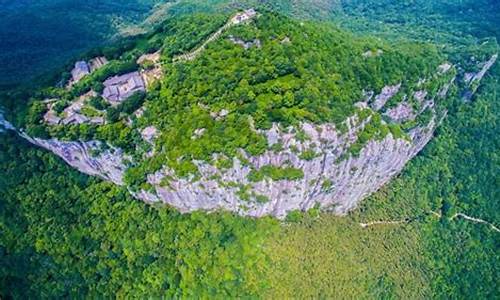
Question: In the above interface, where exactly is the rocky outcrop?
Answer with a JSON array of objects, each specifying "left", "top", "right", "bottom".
[
  {"left": 1, "top": 112, "right": 126, "bottom": 185},
  {"left": 0, "top": 112, "right": 15, "bottom": 132},
  {"left": 384, "top": 102, "right": 415, "bottom": 123},
  {"left": 462, "top": 54, "right": 498, "bottom": 100},
  {"left": 0, "top": 76, "right": 448, "bottom": 219},
  {"left": 20, "top": 135, "right": 127, "bottom": 185},
  {"left": 228, "top": 36, "right": 261, "bottom": 49},
  {"left": 469, "top": 54, "right": 498, "bottom": 87},
  {"left": 370, "top": 83, "right": 401, "bottom": 111},
  {"left": 137, "top": 113, "right": 438, "bottom": 218}
]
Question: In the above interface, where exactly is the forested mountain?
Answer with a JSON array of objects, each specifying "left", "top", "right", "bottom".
[
  {"left": 0, "top": 0, "right": 498, "bottom": 298},
  {"left": 0, "top": 0, "right": 173, "bottom": 88}
]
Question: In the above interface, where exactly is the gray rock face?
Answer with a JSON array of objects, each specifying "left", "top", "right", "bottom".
[
  {"left": 370, "top": 84, "right": 401, "bottom": 111},
  {"left": 20, "top": 135, "right": 127, "bottom": 185},
  {"left": 0, "top": 82, "right": 442, "bottom": 219},
  {"left": 136, "top": 114, "right": 438, "bottom": 218},
  {"left": 463, "top": 54, "right": 498, "bottom": 101},
  {"left": 469, "top": 54, "right": 498, "bottom": 86},
  {"left": 0, "top": 112, "right": 15, "bottom": 132},
  {"left": 384, "top": 102, "right": 415, "bottom": 123}
]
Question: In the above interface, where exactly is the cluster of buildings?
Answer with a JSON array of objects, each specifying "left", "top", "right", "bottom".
[
  {"left": 44, "top": 91, "right": 104, "bottom": 126},
  {"left": 47, "top": 9, "right": 258, "bottom": 127},
  {"left": 231, "top": 9, "right": 257, "bottom": 24},
  {"left": 45, "top": 50, "right": 164, "bottom": 126}
]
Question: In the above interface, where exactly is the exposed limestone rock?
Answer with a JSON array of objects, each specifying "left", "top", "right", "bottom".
[
  {"left": 464, "top": 72, "right": 475, "bottom": 84},
  {"left": 362, "top": 49, "right": 383, "bottom": 58},
  {"left": 133, "top": 112, "right": 438, "bottom": 218},
  {"left": 438, "top": 77, "right": 456, "bottom": 99},
  {"left": 0, "top": 66, "right": 462, "bottom": 219},
  {"left": 463, "top": 54, "right": 498, "bottom": 100},
  {"left": 20, "top": 134, "right": 127, "bottom": 185},
  {"left": 228, "top": 35, "right": 261, "bottom": 49},
  {"left": 384, "top": 102, "right": 415, "bottom": 123},
  {"left": 370, "top": 83, "right": 401, "bottom": 111},
  {"left": 141, "top": 126, "right": 158, "bottom": 143},
  {"left": 192, "top": 128, "right": 207, "bottom": 140},
  {"left": 413, "top": 90, "right": 428, "bottom": 103},
  {"left": 438, "top": 62, "right": 452, "bottom": 74},
  {"left": 469, "top": 54, "right": 498, "bottom": 87},
  {"left": 5, "top": 53, "right": 495, "bottom": 219},
  {"left": 210, "top": 109, "right": 230, "bottom": 120},
  {"left": 281, "top": 37, "right": 291, "bottom": 44},
  {"left": 0, "top": 111, "right": 15, "bottom": 132}
]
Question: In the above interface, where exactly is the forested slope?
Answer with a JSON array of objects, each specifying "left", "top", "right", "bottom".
[{"left": 0, "top": 0, "right": 499, "bottom": 298}]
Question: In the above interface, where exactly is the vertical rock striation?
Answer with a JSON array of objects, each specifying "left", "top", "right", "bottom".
[
  {"left": 19, "top": 135, "right": 127, "bottom": 185},
  {"left": 137, "top": 114, "right": 438, "bottom": 218}
]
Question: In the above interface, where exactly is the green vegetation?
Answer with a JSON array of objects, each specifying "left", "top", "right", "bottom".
[
  {"left": 1, "top": 0, "right": 499, "bottom": 298},
  {"left": 266, "top": 64, "right": 500, "bottom": 298},
  {"left": 15, "top": 9, "right": 449, "bottom": 188},
  {"left": 299, "top": 149, "right": 318, "bottom": 161},
  {"left": 248, "top": 165, "right": 304, "bottom": 182},
  {"left": 349, "top": 111, "right": 406, "bottom": 156},
  {"left": 0, "top": 133, "right": 278, "bottom": 298},
  {"left": 88, "top": 96, "right": 110, "bottom": 111},
  {"left": 45, "top": 11, "right": 440, "bottom": 185}
]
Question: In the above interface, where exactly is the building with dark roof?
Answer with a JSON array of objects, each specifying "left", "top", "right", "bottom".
[{"left": 102, "top": 71, "right": 146, "bottom": 103}]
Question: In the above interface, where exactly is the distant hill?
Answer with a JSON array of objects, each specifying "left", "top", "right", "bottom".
[{"left": 0, "top": 0, "right": 169, "bottom": 88}]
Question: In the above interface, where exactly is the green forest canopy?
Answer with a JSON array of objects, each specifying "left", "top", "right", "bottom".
[{"left": 1, "top": 0, "right": 499, "bottom": 298}]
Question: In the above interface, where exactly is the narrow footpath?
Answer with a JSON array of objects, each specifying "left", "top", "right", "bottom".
[{"left": 360, "top": 211, "right": 500, "bottom": 233}]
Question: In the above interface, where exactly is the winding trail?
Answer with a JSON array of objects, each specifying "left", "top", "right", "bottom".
[
  {"left": 360, "top": 211, "right": 500, "bottom": 233},
  {"left": 173, "top": 22, "right": 232, "bottom": 62},
  {"left": 451, "top": 213, "right": 500, "bottom": 233}
]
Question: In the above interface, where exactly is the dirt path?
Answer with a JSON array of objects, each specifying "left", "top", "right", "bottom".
[
  {"left": 450, "top": 213, "right": 500, "bottom": 233},
  {"left": 360, "top": 211, "right": 499, "bottom": 233},
  {"left": 360, "top": 220, "right": 409, "bottom": 228}
]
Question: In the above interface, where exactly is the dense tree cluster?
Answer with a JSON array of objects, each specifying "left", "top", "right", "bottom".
[{"left": 0, "top": 133, "right": 277, "bottom": 298}]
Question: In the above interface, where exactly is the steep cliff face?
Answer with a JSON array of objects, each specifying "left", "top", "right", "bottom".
[
  {"left": 139, "top": 116, "right": 437, "bottom": 218},
  {"left": 0, "top": 116, "right": 128, "bottom": 186},
  {"left": 0, "top": 78, "right": 442, "bottom": 219},
  {"left": 20, "top": 135, "right": 128, "bottom": 185},
  {"left": 2, "top": 94, "right": 438, "bottom": 218}
]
